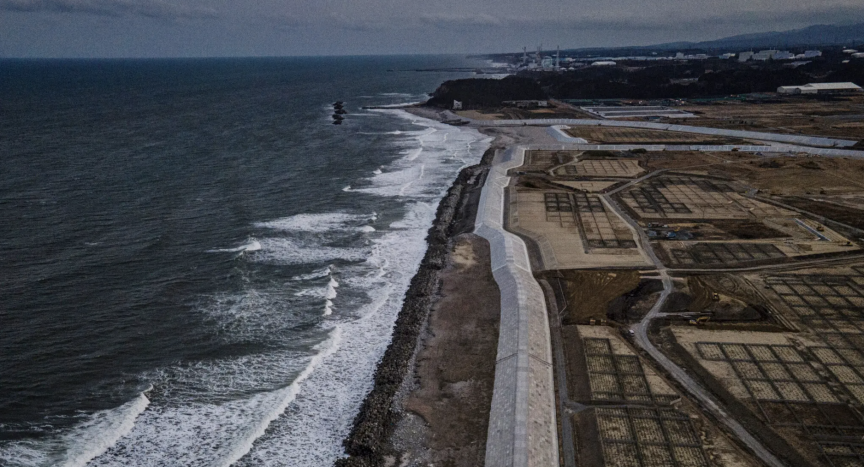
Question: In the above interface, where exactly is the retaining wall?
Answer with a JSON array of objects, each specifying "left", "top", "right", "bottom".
[{"left": 475, "top": 147, "right": 559, "bottom": 467}]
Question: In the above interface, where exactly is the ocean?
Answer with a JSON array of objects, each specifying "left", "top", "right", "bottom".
[{"left": 0, "top": 56, "right": 492, "bottom": 466}]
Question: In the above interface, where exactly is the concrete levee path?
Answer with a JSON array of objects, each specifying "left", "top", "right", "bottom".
[{"left": 475, "top": 147, "right": 559, "bottom": 467}]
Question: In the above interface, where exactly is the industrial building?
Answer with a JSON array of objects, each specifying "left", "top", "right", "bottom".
[
  {"left": 502, "top": 100, "right": 549, "bottom": 109},
  {"left": 777, "top": 82, "right": 863, "bottom": 95}
]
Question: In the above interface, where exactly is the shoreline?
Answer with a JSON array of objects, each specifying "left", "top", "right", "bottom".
[{"left": 335, "top": 137, "right": 497, "bottom": 466}]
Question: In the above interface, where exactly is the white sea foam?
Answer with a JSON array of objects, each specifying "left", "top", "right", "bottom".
[
  {"left": 253, "top": 238, "right": 367, "bottom": 265},
  {"left": 88, "top": 328, "right": 342, "bottom": 467},
  {"left": 326, "top": 276, "right": 339, "bottom": 299},
  {"left": 254, "top": 213, "right": 372, "bottom": 233},
  {"left": 208, "top": 239, "right": 261, "bottom": 253},
  {"left": 210, "top": 327, "right": 343, "bottom": 467},
  {"left": 0, "top": 390, "right": 150, "bottom": 467},
  {"left": 323, "top": 274, "right": 339, "bottom": 316},
  {"left": 58, "top": 390, "right": 150, "bottom": 467},
  {"left": 291, "top": 266, "right": 332, "bottom": 281},
  {"left": 56, "top": 109, "right": 492, "bottom": 467}
]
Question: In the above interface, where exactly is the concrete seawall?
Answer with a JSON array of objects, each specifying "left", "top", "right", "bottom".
[{"left": 475, "top": 147, "right": 558, "bottom": 467}]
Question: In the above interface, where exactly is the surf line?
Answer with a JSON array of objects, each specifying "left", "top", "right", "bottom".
[
  {"left": 58, "top": 387, "right": 152, "bottom": 467},
  {"left": 324, "top": 269, "right": 339, "bottom": 316},
  {"left": 208, "top": 326, "right": 343, "bottom": 467}
]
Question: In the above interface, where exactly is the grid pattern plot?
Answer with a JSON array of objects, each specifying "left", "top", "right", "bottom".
[
  {"left": 572, "top": 194, "right": 638, "bottom": 249},
  {"left": 596, "top": 407, "right": 709, "bottom": 467},
  {"left": 670, "top": 242, "right": 785, "bottom": 266},
  {"left": 767, "top": 276, "right": 864, "bottom": 405},
  {"left": 820, "top": 442, "right": 864, "bottom": 467},
  {"left": 585, "top": 338, "right": 678, "bottom": 404},
  {"left": 696, "top": 342, "right": 864, "bottom": 438},
  {"left": 562, "top": 159, "right": 642, "bottom": 177},
  {"left": 622, "top": 175, "right": 785, "bottom": 220},
  {"left": 544, "top": 192, "right": 576, "bottom": 227}
]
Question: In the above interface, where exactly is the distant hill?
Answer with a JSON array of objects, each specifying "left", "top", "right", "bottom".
[
  {"left": 653, "top": 23, "right": 864, "bottom": 51},
  {"left": 546, "top": 23, "right": 864, "bottom": 57}
]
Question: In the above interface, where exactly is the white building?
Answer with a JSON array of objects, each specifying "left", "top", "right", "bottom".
[
  {"left": 778, "top": 82, "right": 863, "bottom": 95},
  {"left": 853, "top": 53, "right": 864, "bottom": 59},
  {"left": 773, "top": 51, "right": 795, "bottom": 60},
  {"left": 591, "top": 61, "right": 617, "bottom": 66},
  {"left": 803, "top": 50, "right": 822, "bottom": 58},
  {"left": 738, "top": 51, "right": 754, "bottom": 62},
  {"left": 720, "top": 53, "right": 736, "bottom": 59},
  {"left": 752, "top": 49, "right": 779, "bottom": 60}
]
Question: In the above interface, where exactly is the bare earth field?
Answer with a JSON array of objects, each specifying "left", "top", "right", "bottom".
[
  {"left": 566, "top": 126, "right": 748, "bottom": 145},
  {"left": 676, "top": 95, "right": 864, "bottom": 143}
]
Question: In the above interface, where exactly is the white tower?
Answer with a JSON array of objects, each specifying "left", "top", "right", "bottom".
[{"left": 556, "top": 45, "right": 560, "bottom": 70}]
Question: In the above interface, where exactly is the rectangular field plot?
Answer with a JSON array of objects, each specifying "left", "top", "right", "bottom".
[
  {"left": 544, "top": 192, "right": 576, "bottom": 227},
  {"left": 691, "top": 340, "right": 864, "bottom": 435},
  {"left": 766, "top": 275, "right": 864, "bottom": 405},
  {"left": 523, "top": 149, "right": 576, "bottom": 171},
  {"left": 565, "top": 127, "right": 728, "bottom": 145},
  {"left": 584, "top": 338, "right": 676, "bottom": 403},
  {"left": 819, "top": 442, "right": 864, "bottom": 467},
  {"left": 571, "top": 193, "right": 638, "bottom": 250},
  {"left": 560, "top": 158, "right": 644, "bottom": 178},
  {"left": 619, "top": 174, "right": 786, "bottom": 220},
  {"left": 670, "top": 242, "right": 785, "bottom": 267},
  {"left": 595, "top": 407, "right": 709, "bottom": 467}
]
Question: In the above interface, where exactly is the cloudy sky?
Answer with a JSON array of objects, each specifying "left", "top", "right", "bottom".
[{"left": 1, "top": 0, "right": 864, "bottom": 57}]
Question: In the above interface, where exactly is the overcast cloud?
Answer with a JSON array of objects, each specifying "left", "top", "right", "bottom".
[{"left": 1, "top": 0, "right": 863, "bottom": 57}]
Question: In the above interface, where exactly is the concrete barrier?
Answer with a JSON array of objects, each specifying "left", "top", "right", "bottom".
[{"left": 475, "top": 147, "right": 558, "bottom": 467}]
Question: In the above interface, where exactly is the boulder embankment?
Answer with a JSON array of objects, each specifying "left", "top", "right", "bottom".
[{"left": 334, "top": 147, "right": 496, "bottom": 467}]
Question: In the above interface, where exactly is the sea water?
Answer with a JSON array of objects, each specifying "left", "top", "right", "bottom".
[{"left": 0, "top": 56, "right": 492, "bottom": 466}]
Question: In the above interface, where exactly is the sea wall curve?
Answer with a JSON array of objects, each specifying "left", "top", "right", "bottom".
[{"left": 475, "top": 147, "right": 558, "bottom": 467}]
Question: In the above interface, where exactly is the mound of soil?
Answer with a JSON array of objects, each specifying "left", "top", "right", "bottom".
[{"left": 545, "top": 270, "right": 642, "bottom": 324}]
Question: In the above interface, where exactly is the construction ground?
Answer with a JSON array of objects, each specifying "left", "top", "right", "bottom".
[{"left": 492, "top": 100, "right": 864, "bottom": 467}]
